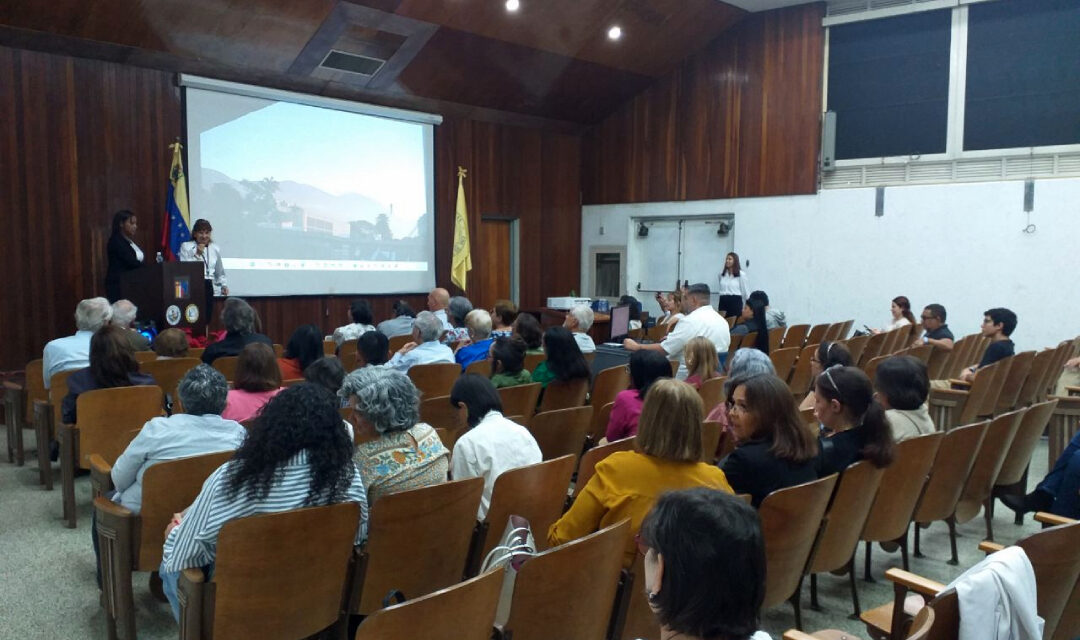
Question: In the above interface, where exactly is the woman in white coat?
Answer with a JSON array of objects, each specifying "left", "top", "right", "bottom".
[{"left": 179, "top": 218, "right": 228, "bottom": 319}]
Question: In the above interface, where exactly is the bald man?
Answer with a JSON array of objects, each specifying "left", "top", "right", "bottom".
[{"left": 427, "top": 287, "right": 454, "bottom": 332}]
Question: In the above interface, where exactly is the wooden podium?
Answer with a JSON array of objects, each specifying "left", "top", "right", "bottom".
[{"left": 118, "top": 262, "right": 207, "bottom": 337}]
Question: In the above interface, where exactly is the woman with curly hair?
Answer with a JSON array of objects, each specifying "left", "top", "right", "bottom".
[{"left": 159, "top": 383, "right": 367, "bottom": 620}]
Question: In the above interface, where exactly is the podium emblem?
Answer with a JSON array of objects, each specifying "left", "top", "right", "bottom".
[
  {"left": 166, "top": 305, "right": 182, "bottom": 326},
  {"left": 185, "top": 304, "right": 200, "bottom": 324}
]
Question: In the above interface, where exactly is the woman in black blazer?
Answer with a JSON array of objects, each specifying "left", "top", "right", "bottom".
[
  {"left": 720, "top": 374, "right": 819, "bottom": 507},
  {"left": 105, "top": 210, "right": 145, "bottom": 302}
]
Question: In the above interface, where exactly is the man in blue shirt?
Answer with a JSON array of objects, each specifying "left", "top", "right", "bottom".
[
  {"left": 455, "top": 309, "right": 494, "bottom": 371},
  {"left": 386, "top": 311, "right": 455, "bottom": 372},
  {"left": 42, "top": 297, "right": 112, "bottom": 388}
]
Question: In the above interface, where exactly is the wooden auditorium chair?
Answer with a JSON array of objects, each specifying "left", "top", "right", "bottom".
[
  {"left": 527, "top": 406, "right": 592, "bottom": 461},
  {"left": 353, "top": 569, "right": 503, "bottom": 640}
]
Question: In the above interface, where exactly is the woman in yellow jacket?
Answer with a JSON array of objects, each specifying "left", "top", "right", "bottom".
[{"left": 549, "top": 378, "right": 733, "bottom": 567}]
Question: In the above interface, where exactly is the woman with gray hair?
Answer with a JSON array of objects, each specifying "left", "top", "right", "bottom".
[
  {"left": 340, "top": 366, "right": 449, "bottom": 502},
  {"left": 200, "top": 297, "right": 273, "bottom": 365}
]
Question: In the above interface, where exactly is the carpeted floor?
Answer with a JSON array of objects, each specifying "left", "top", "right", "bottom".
[{"left": 0, "top": 427, "right": 1049, "bottom": 639}]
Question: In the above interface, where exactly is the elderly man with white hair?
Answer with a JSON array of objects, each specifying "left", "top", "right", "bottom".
[
  {"left": 386, "top": 310, "right": 455, "bottom": 373},
  {"left": 454, "top": 309, "right": 495, "bottom": 371},
  {"left": 563, "top": 303, "right": 597, "bottom": 354},
  {"left": 42, "top": 297, "right": 113, "bottom": 388},
  {"left": 110, "top": 299, "right": 152, "bottom": 351}
]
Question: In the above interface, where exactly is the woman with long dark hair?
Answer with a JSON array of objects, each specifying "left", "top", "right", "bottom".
[
  {"left": 530, "top": 326, "right": 591, "bottom": 389},
  {"left": 716, "top": 252, "right": 749, "bottom": 318},
  {"left": 874, "top": 296, "right": 916, "bottom": 334},
  {"left": 160, "top": 383, "right": 367, "bottom": 620},
  {"left": 812, "top": 365, "right": 896, "bottom": 476},
  {"left": 511, "top": 312, "right": 544, "bottom": 355},
  {"left": 62, "top": 325, "right": 157, "bottom": 424},
  {"left": 279, "top": 324, "right": 323, "bottom": 379},
  {"left": 105, "top": 210, "right": 145, "bottom": 302}
]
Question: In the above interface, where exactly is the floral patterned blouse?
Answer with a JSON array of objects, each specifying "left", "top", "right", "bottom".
[{"left": 355, "top": 423, "right": 450, "bottom": 504}]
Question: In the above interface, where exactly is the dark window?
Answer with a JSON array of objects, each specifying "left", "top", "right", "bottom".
[
  {"left": 964, "top": 0, "right": 1080, "bottom": 151},
  {"left": 828, "top": 10, "right": 952, "bottom": 159}
]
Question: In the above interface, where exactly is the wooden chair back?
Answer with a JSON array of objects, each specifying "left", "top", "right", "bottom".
[
  {"left": 700, "top": 420, "right": 721, "bottom": 464},
  {"left": 523, "top": 352, "right": 545, "bottom": 373},
  {"left": 133, "top": 351, "right": 157, "bottom": 363},
  {"left": 768, "top": 327, "right": 786, "bottom": 352},
  {"left": 193, "top": 502, "right": 360, "bottom": 639},
  {"left": 75, "top": 386, "right": 164, "bottom": 469},
  {"left": 799, "top": 407, "right": 816, "bottom": 427},
  {"left": 925, "top": 345, "right": 952, "bottom": 381},
  {"left": 1016, "top": 347, "right": 1057, "bottom": 407},
  {"left": 339, "top": 341, "right": 358, "bottom": 370},
  {"left": 434, "top": 427, "right": 463, "bottom": 452},
  {"left": 956, "top": 358, "right": 1009, "bottom": 425},
  {"left": 769, "top": 347, "right": 800, "bottom": 383},
  {"left": 845, "top": 334, "right": 871, "bottom": 366},
  {"left": 995, "top": 350, "right": 1035, "bottom": 414},
  {"left": 782, "top": 324, "right": 810, "bottom": 349},
  {"left": 821, "top": 322, "right": 844, "bottom": 343},
  {"left": 759, "top": 474, "right": 838, "bottom": 609},
  {"left": 479, "top": 455, "right": 576, "bottom": 559},
  {"left": 1046, "top": 340, "right": 1079, "bottom": 399},
  {"left": 49, "top": 369, "right": 76, "bottom": 424},
  {"left": 591, "top": 365, "right": 630, "bottom": 410},
  {"left": 281, "top": 378, "right": 305, "bottom": 387},
  {"left": 858, "top": 332, "right": 890, "bottom": 368},
  {"left": 211, "top": 356, "right": 239, "bottom": 381},
  {"left": 787, "top": 344, "right": 819, "bottom": 394},
  {"left": 906, "top": 344, "right": 933, "bottom": 364},
  {"left": 696, "top": 376, "right": 726, "bottom": 415},
  {"left": 948, "top": 335, "right": 983, "bottom": 378},
  {"left": 839, "top": 320, "right": 855, "bottom": 340},
  {"left": 352, "top": 477, "right": 484, "bottom": 614},
  {"left": 953, "top": 408, "right": 1025, "bottom": 525},
  {"left": 884, "top": 326, "right": 911, "bottom": 356},
  {"left": 862, "top": 354, "right": 889, "bottom": 381},
  {"left": 728, "top": 332, "right": 755, "bottom": 364},
  {"left": 619, "top": 553, "right": 656, "bottom": 640},
  {"left": 353, "top": 569, "right": 503, "bottom": 640},
  {"left": 322, "top": 339, "right": 336, "bottom": 355},
  {"left": 464, "top": 359, "right": 489, "bottom": 376},
  {"left": 538, "top": 378, "right": 589, "bottom": 413},
  {"left": 497, "top": 382, "right": 542, "bottom": 420},
  {"left": 590, "top": 401, "right": 616, "bottom": 443},
  {"left": 574, "top": 436, "right": 635, "bottom": 499},
  {"left": 645, "top": 322, "right": 670, "bottom": 342},
  {"left": 23, "top": 359, "right": 46, "bottom": 423},
  {"left": 419, "top": 394, "right": 459, "bottom": 432},
  {"left": 862, "top": 432, "right": 944, "bottom": 544},
  {"left": 140, "top": 357, "right": 200, "bottom": 406},
  {"left": 912, "top": 421, "right": 989, "bottom": 525},
  {"left": 996, "top": 399, "right": 1058, "bottom": 487},
  {"left": 187, "top": 347, "right": 205, "bottom": 360},
  {"left": 503, "top": 520, "right": 630, "bottom": 640},
  {"left": 668, "top": 359, "right": 680, "bottom": 377},
  {"left": 408, "top": 362, "right": 461, "bottom": 399},
  {"left": 388, "top": 334, "right": 411, "bottom": 353},
  {"left": 715, "top": 428, "right": 737, "bottom": 462},
  {"left": 808, "top": 460, "right": 885, "bottom": 575},
  {"left": 726, "top": 315, "right": 737, "bottom": 329},
  {"left": 528, "top": 406, "right": 592, "bottom": 460},
  {"left": 1020, "top": 520, "right": 1080, "bottom": 640}
]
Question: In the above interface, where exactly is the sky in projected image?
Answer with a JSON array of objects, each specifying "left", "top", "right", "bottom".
[{"left": 201, "top": 102, "right": 428, "bottom": 238}]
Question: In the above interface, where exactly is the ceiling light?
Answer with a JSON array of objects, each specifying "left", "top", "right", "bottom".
[
  {"left": 607, "top": 25, "right": 622, "bottom": 40},
  {"left": 505, "top": 0, "right": 520, "bottom": 11}
]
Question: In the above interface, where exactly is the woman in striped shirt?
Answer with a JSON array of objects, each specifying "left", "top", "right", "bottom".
[{"left": 159, "top": 383, "right": 368, "bottom": 620}]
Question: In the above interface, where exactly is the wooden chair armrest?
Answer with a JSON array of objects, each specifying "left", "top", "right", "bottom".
[
  {"left": 885, "top": 568, "right": 945, "bottom": 597},
  {"left": 1066, "top": 385, "right": 1080, "bottom": 397},
  {"left": 1034, "top": 512, "right": 1076, "bottom": 526},
  {"left": 178, "top": 568, "right": 207, "bottom": 640},
  {"left": 89, "top": 453, "right": 114, "bottom": 495},
  {"left": 3, "top": 380, "right": 24, "bottom": 391},
  {"left": 781, "top": 630, "right": 820, "bottom": 640},
  {"left": 978, "top": 541, "right": 1005, "bottom": 554},
  {"left": 948, "top": 379, "right": 971, "bottom": 389}
]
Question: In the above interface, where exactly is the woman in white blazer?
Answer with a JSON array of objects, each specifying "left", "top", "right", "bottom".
[{"left": 179, "top": 219, "right": 229, "bottom": 319}]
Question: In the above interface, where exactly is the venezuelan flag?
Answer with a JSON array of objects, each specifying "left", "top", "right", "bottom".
[{"left": 161, "top": 142, "right": 191, "bottom": 260}]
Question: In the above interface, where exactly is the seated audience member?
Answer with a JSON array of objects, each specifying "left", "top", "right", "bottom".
[
  {"left": 730, "top": 296, "right": 771, "bottom": 354},
  {"left": 200, "top": 297, "right": 273, "bottom": 365},
  {"left": 355, "top": 330, "right": 390, "bottom": 368},
  {"left": 512, "top": 312, "right": 544, "bottom": 355},
  {"left": 620, "top": 295, "right": 643, "bottom": 331},
  {"left": 1003, "top": 429, "right": 1080, "bottom": 519},
  {"left": 683, "top": 337, "right": 720, "bottom": 389},
  {"left": 449, "top": 374, "right": 542, "bottom": 519},
  {"left": 637, "top": 489, "right": 771, "bottom": 640},
  {"left": 491, "top": 299, "right": 518, "bottom": 338},
  {"left": 872, "top": 296, "right": 916, "bottom": 334},
  {"left": 812, "top": 366, "right": 896, "bottom": 476},
  {"left": 731, "top": 290, "right": 786, "bottom": 333},
  {"left": 798, "top": 341, "right": 853, "bottom": 411},
  {"left": 603, "top": 350, "right": 671, "bottom": 443},
  {"left": 706, "top": 348, "right": 776, "bottom": 428},
  {"left": 445, "top": 295, "right": 473, "bottom": 344},
  {"left": 958, "top": 307, "right": 1017, "bottom": 382},
  {"left": 43, "top": 296, "right": 112, "bottom": 388},
  {"left": 874, "top": 356, "right": 934, "bottom": 443},
  {"left": 160, "top": 384, "right": 368, "bottom": 620},
  {"left": 623, "top": 283, "right": 730, "bottom": 379},
  {"left": 221, "top": 343, "right": 283, "bottom": 423},
  {"left": 563, "top": 303, "right": 597, "bottom": 354},
  {"left": 489, "top": 335, "right": 532, "bottom": 388},
  {"left": 331, "top": 299, "right": 376, "bottom": 348},
  {"left": 531, "top": 326, "right": 591, "bottom": 389},
  {"left": 721, "top": 375, "right": 818, "bottom": 507},
  {"left": 549, "top": 379, "right": 733, "bottom": 566},
  {"left": 110, "top": 300, "right": 151, "bottom": 351},
  {"left": 654, "top": 290, "right": 684, "bottom": 327},
  {"left": 427, "top": 287, "right": 455, "bottom": 332},
  {"left": 304, "top": 356, "right": 346, "bottom": 397},
  {"left": 342, "top": 367, "right": 449, "bottom": 503},
  {"left": 278, "top": 324, "right": 322, "bottom": 380},
  {"left": 152, "top": 328, "right": 189, "bottom": 359},
  {"left": 377, "top": 300, "right": 417, "bottom": 338},
  {"left": 62, "top": 325, "right": 157, "bottom": 424},
  {"left": 914, "top": 303, "right": 954, "bottom": 350},
  {"left": 386, "top": 311, "right": 455, "bottom": 373},
  {"left": 454, "top": 309, "right": 495, "bottom": 371}
]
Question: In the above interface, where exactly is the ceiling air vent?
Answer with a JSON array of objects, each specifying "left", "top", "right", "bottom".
[{"left": 320, "top": 50, "right": 386, "bottom": 76}]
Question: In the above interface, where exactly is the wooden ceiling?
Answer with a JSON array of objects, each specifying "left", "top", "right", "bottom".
[{"left": 0, "top": 0, "right": 746, "bottom": 127}]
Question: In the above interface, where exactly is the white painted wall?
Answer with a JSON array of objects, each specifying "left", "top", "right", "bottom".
[{"left": 581, "top": 178, "right": 1080, "bottom": 352}]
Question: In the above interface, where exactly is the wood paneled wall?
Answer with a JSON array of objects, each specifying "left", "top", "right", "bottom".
[
  {"left": 0, "top": 45, "right": 581, "bottom": 370},
  {"left": 581, "top": 3, "right": 825, "bottom": 204}
]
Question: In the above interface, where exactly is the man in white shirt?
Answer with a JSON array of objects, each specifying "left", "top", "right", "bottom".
[
  {"left": 564, "top": 303, "right": 597, "bottom": 354},
  {"left": 386, "top": 311, "right": 456, "bottom": 372},
  {"left": 427, "top": 287, "right": 455, "bottom": 332},
  {"left": 623, "top": 283, "right": 730, "bottom": 379},
  {"left": 42, "top": 297, "right": 112, "bottom": 388}
]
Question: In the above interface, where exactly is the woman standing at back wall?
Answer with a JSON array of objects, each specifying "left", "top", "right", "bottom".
[{"left": 716, "top": 252, "right": 749, "bottom": 318}]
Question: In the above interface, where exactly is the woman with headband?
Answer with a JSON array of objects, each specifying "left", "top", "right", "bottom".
[
  {"left": 798, "top": 341, "right": 853, "bottom": 411},
  {"left": 811, "top": 365, "right": 895, "bottom": 477}
]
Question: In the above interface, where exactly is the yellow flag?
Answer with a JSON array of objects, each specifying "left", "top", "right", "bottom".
[{"left": 451, "top": 167, "right": 472, "bottom": 291}]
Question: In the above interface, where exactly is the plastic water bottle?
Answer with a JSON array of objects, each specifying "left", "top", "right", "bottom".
[{"left": 156, "top": 251, "right": 164, "bottom": 264}]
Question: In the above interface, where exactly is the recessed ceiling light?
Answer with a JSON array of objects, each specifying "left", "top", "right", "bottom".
[
  {"left": 505, "top": 0, "right": 520, "bottom": 11},
  {"left": 607, "top": 25, "right": 622, "bottom": 40}
]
